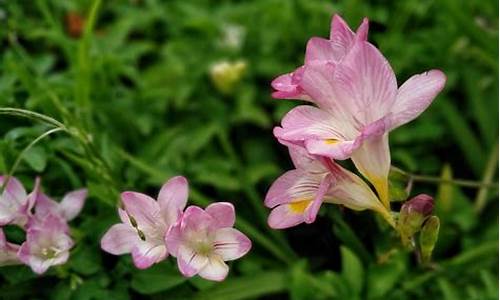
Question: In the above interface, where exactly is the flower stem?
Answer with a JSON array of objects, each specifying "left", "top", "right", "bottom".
[
  {"left": 391, "top": 166, "right": 498, "bottom": 189},
  {"left": 474, "top": 142, "right": 499, "bottom": 213}
]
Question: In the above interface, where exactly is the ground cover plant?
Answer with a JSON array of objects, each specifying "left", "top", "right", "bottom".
[{"left": 0, "top": 0, "right": 498, "bottom": 299}]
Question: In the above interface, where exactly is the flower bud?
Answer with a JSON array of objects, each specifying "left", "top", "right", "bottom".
[
  {"left": 420, "top": 216, "right": 440, "bottom": 264},
  {"left": 209, "top": 60, "right": 247, "bottom": 94},
  {"left": 398, "top": 194, "right": 434, "bottom": 248}
]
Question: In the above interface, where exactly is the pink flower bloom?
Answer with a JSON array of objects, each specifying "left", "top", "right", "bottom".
[
  {"left": 265, "top": 143, "right": 393, "bottom": 229},
  {"left": 34, "top": 187, "right": 87, "bottom": 222},
  {"left": 18, "top": 214, "right": 73, "bottom": 274},
  {"left": 272, "top": 16, "right": 446, "bottom": 207},
  {"left": 101, "top": 176, "right": 188, "bottom": 269},
  {"left": 0, "top": 176, "right": 39, "bottom": 227},
  {"left": 0, "top": 228, "right": 22, "bottom": 266},
  {"left": 165, "top": 203, "right": 251, "bottom": 281},
  {"left": 271, "top": 14, "right": 368, "bottom": 100}
]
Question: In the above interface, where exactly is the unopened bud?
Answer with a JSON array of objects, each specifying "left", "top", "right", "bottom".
[
  {"left": 398, "top": 194, "right": 434, "bottom": 248},
  {"left": 420, "top": 216, "right": 440, "bottom": 264},
  {"left": 209, "top": 60, "right": 247, "bottom": 94}
]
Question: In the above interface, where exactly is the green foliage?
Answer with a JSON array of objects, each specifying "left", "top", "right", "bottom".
[{"left": 0, "top": 0, "right": 498, "bottom": 299}]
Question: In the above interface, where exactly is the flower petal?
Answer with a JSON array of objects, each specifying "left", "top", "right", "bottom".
[
  {"left": 205, "top": 202, "right": 235, "bottom": 228},
  {"left": 390, "top": 70, "right": 446, "bottom": 129},
  {"left": 198, "top": 255, "right": 229, "bottom": 281},
  {"left": 158, "top": 176, "right": 189, "bottom": 226},
  {"left": 165, "top": 223, "right": 183, "bottom": 257},
  {"left": 131, "top": 242, "right": 167, "bottom": 269},
  {"left": 0, "top": 176, "right": 27, "bottom": 225},
  {"left": 180, "top": 206, "right": 215, "bottom": 233},
  {"left": 304, "top": 174, "right": 334, "bottom": 224},
  {"left": 121, "top": 192, "right": 161, "bottom": 230},
  {"left": 213, "top": 228, "right": 251, "bottom": 261},
  {"left": 59, "top": 189, "right": 87, "bottom": 221},
  {"left": 351, "top": 134, "right": 391, "bottom": 208},
  {"left": 271, "top": 67, "right": 311, "bottom": 101},
  {"left": 273, "top": 105, "right": 346, "bottom": 143},
  {"left": 329, "top": 14, "right": 355, "bottom": 47},
  {"left": 264, "top": 169, "right": 323, "bottom": 209},
  {"left": 177, "top": 244, "right": 208, "bottom": 277},
  {"left": 267, "top": 203, "right": 309, "bottom": 229},
  {"left": 305, "top": 37, "right": 343, "bottom": 64},
  {"left": 330, "top": 40, "right": 398, "bottom": 124},
  {"left": 101, "top": 223, "right": 138, "bottom": 255},
  {"left": 0, "top": 228, "right": 21, "bottom": 266}
]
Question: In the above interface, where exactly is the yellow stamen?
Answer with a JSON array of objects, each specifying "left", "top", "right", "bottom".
[
  {"left": 371, "top": 177, "right": 390, "bottom": 209},
  {"left": 288, "top": 199, "right": 311, "bottom": 213},
  {"left": 324, "top": 139, "right": 340, "bottom": 145}
]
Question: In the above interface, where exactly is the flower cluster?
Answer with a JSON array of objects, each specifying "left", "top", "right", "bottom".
[
  {"left": 266, "top": 14, "right": 446, "bottom": 228},
  {"left": 101, "top": 176, "right": 251, "bottom": 282},
  {"left": 0, "top": 175, "right": 87, "bottom": 274}
]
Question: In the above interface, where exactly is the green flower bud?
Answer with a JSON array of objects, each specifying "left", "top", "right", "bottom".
[
  {"left": 420, "top": 216, "right": 440, "bottom": 264},
  {"left": 398, "top": 194, "right": 434, "bottom": 248},
  {"left": 210, "top": 60, "right": 247, "bottom": 94}
]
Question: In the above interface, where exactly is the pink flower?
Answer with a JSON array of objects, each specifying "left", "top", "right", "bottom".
[
  {"left": 0, "top": 176, "right": 39, "bottom": 227},
  {"left": 265, "top": 143, "right": 393, "bottom": 229},
  {"left": 165, "top": 203, "right": 251, "bottom": 281},
  {"left": 18, "top": 214, "right": 73, "bottom": 274},
  {"left": 0, "top": 228, "right": 22, "bottom": 266},
  {"left": 34, "top": 187, "right": 87, "bottom": 222},
  {"left": 272, "top": 15, "right": 446, "bottom": 207},
  {"left": 101, "top": 176, "right": 188, "bottom": 269},
  {"left": 271, "top": 14, "right": 368, "bottom": 100}
]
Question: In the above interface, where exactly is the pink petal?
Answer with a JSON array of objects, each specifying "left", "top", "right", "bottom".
[
  {"left": 198, "top": 255, "right": 229, "bottom": 281},
  {"left": 0, "top": 176, "right": 27, "bottom": 225},
  {"left": 329, "top": 14, "right": 355, "bottom": 46},
  {"left": 213, "top": 228, "right": 251, "bottom": 261},
  {"left": 267, "top": 203, "right": 308, "bottom": 229},
  {"left": 158, "top": 176, "right": 189, "bottom": 226},
  {"left": 121, "top": 192, "right": 161, "bottom": 230},
  {"left": 304, "top": 174, "right": 334, "bottom": 224},
  {"left": 180, "top": 206, "right": 215, "bottom": 233},
  {"left": 177, "top": 244, "right": 208, "bottom": 277},
  {"left": 264, "top": 169, "right": 322, "bottom": 208},
  {"left": 354, "top": 17, "right": 369, "bottom": 42},
  {"left": 0, "top": 228, "right": 21, "bottom": 266},
  {"left": 59, "top": 188, "right": 87, "bottom": 221},
  {"left": 390, "top": 70, "right": 446, "bottom": 129},
  {"left": 34, "top": 193, "right": 59, "bottom": 219},
  {"left": 100, "top": 223, "right": 138, "bottom": 255},
  {"left": 305, "top": 37, "right": 343, "bottom": 63},
  {"left": 165, "top": 223, "right": 183, "bottom": 257},
  {"left": 0, "top": 176, "right": 27, "bottom": 205},
  {"left": 273, "top": 105, "right": 344, "bottom": 142},
  {"left": 351, "top": 134, "right": 391, "bottom": 207},
  {"left": 271, "top": 67, "right": 310, "bottom": 100},
  {"left": 26, "top": 177, "right": 41, "bottom": 213},
  {"left": 330, "top": 40, "right": 398, "bottom": 124},
  {"left": 304, "top": 116, "right": 390, "bottom": 160},
  {"left": 131, "top": 242, "right": 167, "bottom": 269},
  {"left": 205, "top": 202, "right": 235, "bottom": 228}
]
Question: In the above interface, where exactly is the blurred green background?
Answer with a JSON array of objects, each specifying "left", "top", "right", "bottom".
[{"left": 0, "top": 0, "right": 498, "bottom": 299}]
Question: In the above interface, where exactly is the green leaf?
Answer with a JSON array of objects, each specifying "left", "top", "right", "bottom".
[
  {"left": 340, "top": 246, "right": 364, "bottom": 297},
  {"left": 23, "top": 145, "right": 47, "bottom": 171},
  {"left": 130, "top": 262, "right": 186, "bottom": 295},
  {"left": 194, "top": 271, "right": 287, "bottom": 300}
]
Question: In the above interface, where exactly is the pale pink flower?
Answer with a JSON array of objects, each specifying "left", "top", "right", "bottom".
[
  {"left": 271, "top": 14, "right": 368, "bottom": 100},
  {"left": 0, "top": 228, "right": 22, "bottom": 266},
  {"left": 18, "top": 214, "right": 73, "bottom": 274},
  {"left": 165, "top": 203, "right": 251, "bottom": 281},
  {"left": 101, "top": 176, "right": 188, "bottom": 269},
  {"left": 34, "top": 187, "right": 87, "bottom": 222},
  {"left": 265, "top": 143, "right": 393, "bottom": 229},
  {"left": 272, "top": 15, "right": 446, "bottom": 207},
  {"left": 0, "top": 176, "right": 39, "bottom": 227}
]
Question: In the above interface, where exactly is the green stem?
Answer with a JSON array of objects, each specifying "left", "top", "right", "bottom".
[
  {"left": 391, "top": 166, "right": 498, "bottom": 189},
  {"left": 2, "top": 127, "right": 65, "bottom": 191},
  {"left": 0, "top": 108, "right": 66, "bottom": 129},
  {"left": 474, "top": 142, "right": 499, "bottom": 213}
]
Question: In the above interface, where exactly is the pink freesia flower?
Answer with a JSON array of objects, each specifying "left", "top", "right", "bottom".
[
  {"left": 0, "top": 228, "right": 22, "bottom": 266},
  {"left": 101, "top": 176, "right": 188, "bottom": 269},
  {"left": 18, "top": 214, "right": 73, "bottom": 274},
  {"left": 165, "top": 203, "right": 251, "bottom": 281},
  {"left": 34, "top": 187, "right": 87, "bottom": 222},
  {"left": 265, "top": 143, "right": 393, "bottom": 229},
  {"left": 0, "top": 176, "right": 39, "bottom": 227},
  {"left": 271, "top": 14, "right": 368, "bottom": 100},
  {"left": 272, "top": 16, "right": 446, "bottom": 207}
]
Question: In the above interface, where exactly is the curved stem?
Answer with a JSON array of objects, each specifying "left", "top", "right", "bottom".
[
  {"left": 0, "top": 108, "right": 67, "bottom": 129},
  {"left": 391, "top": 166, "right": 498, "bottom": 189},
  {"left": 2, "top": 127, "right": 65, "bottom": 191}
]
